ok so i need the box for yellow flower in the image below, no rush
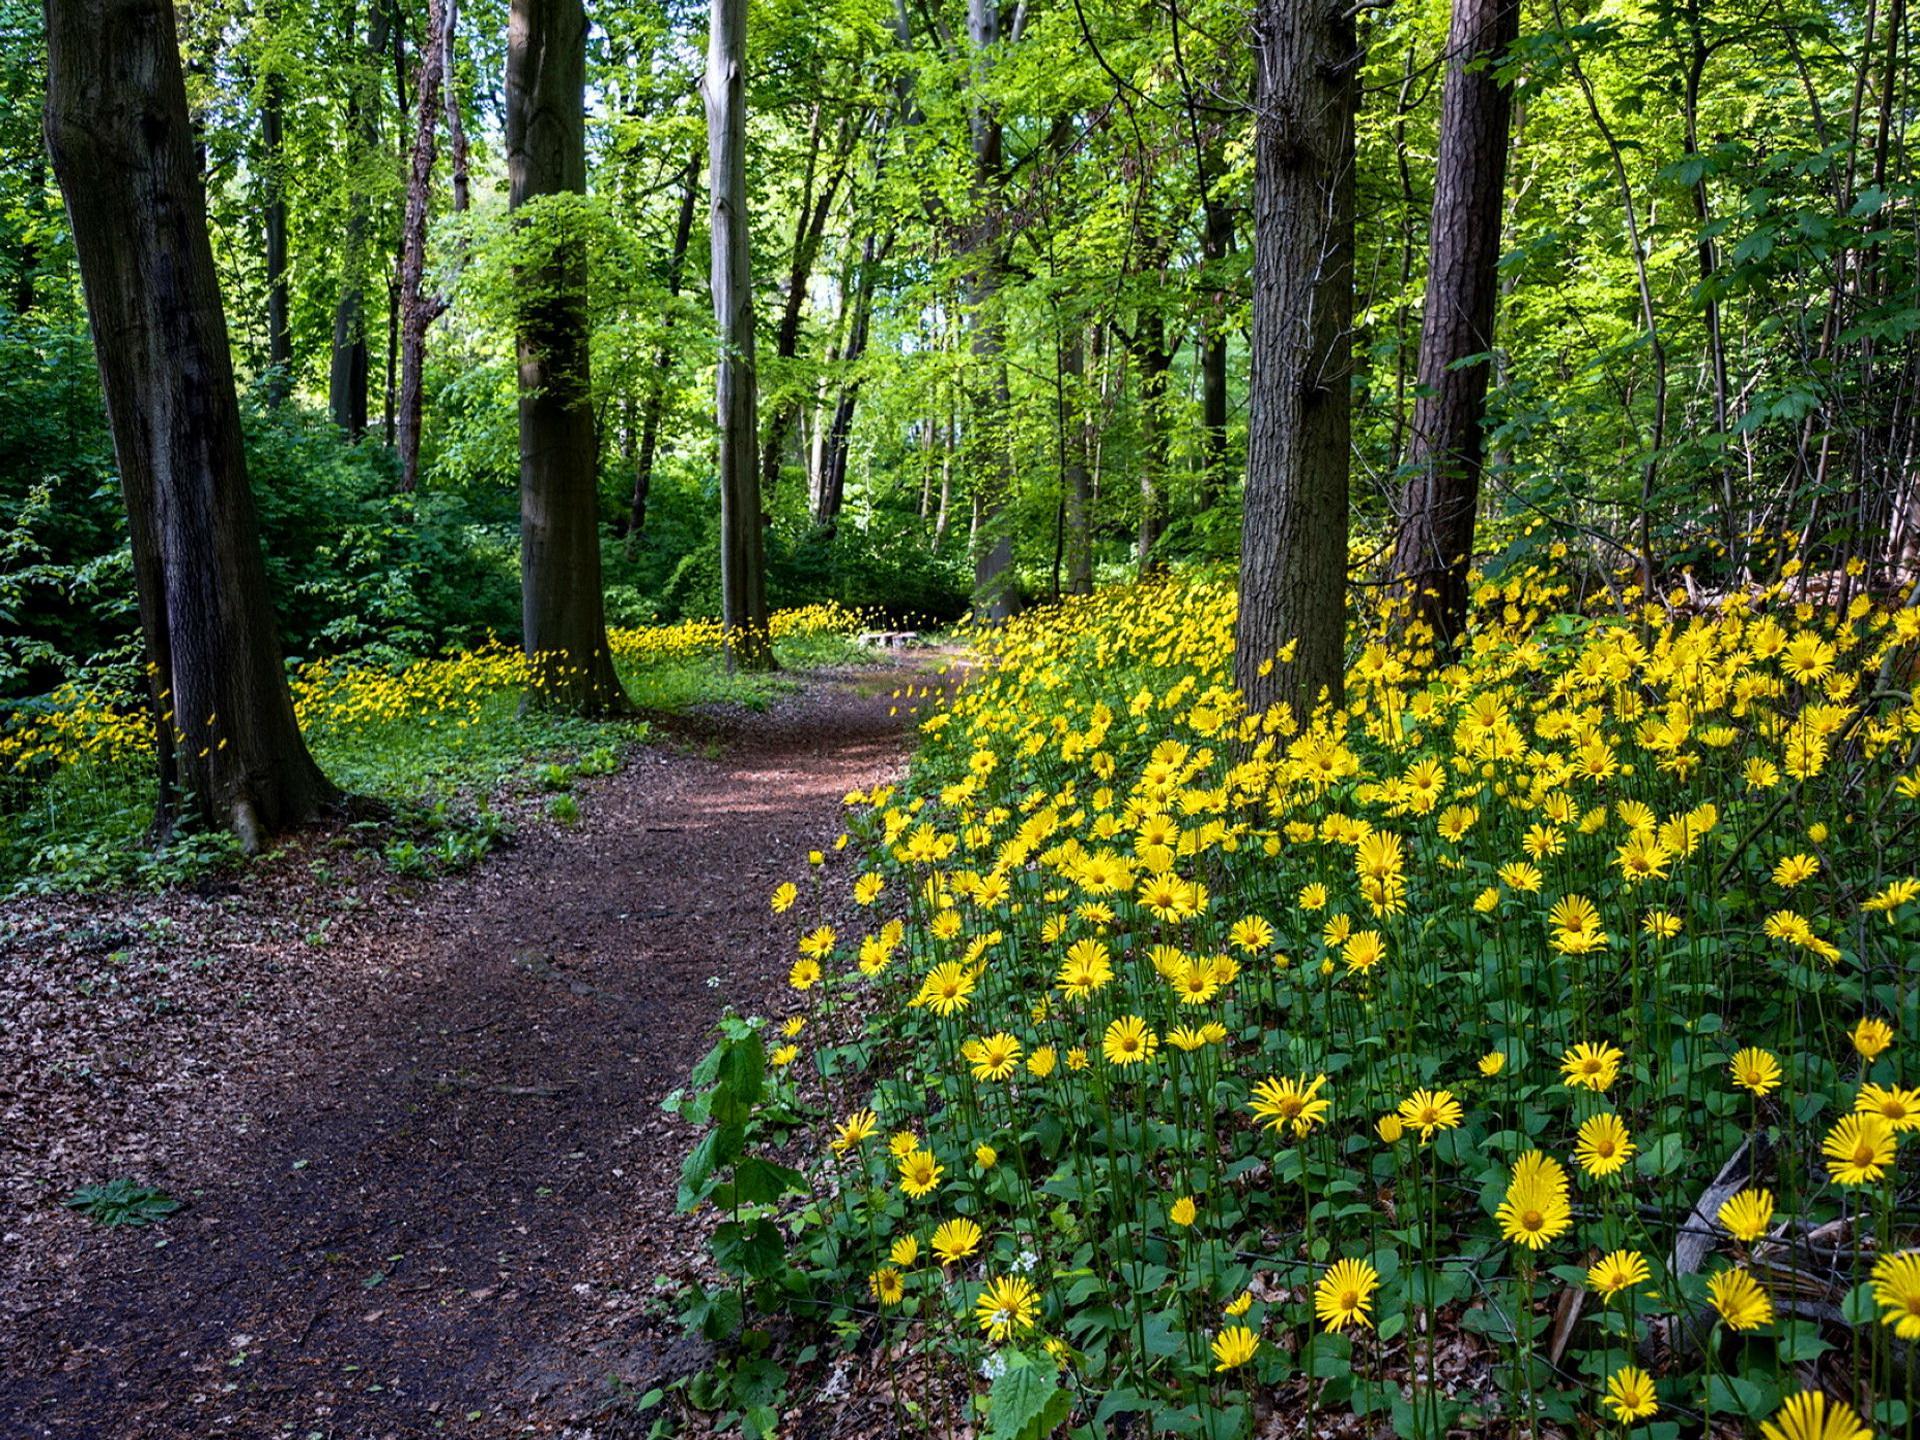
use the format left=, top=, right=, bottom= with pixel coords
left=830, top=1108, right=877, bottom=1153
left=1730, top=1046, right=1782, bottom=1096
left=1602, top=1364, right=1658, bottom=1422
left=868, top=1267, right=905, bottom=1305
left=1865, top=876, right=1920, bottom=919
left=1706, top=1266, right=1773, bottom=1330
left=1342, top=929, right=1387, bottom=974
left=913, top=961, right=977, bottom=1016
left=1102, top=1015, right=1156, bottom=1066
left=771, top=1043, right=799, bottom=1067
left=1547, top=894, right=1608, bottom=953
left=975, top=1274, right=1039, bottom=1341
left=1871, top=1250, right=1920, bottom=1339
left=1313, top=1257, right=1379, bottom=1332
left=1169, top=1195, right=1198, bottom=1227
left=974, top=1143, right=998, bottom=1170
left=1026, top=1045, right=1057, bottom=1078
left=1758, top=1391, right=1872, bottom=1440
left=1772, top=853, right=1819, bottom=887
left=887, top=1129, right=920, bottom=1158
left=1718, top=1187, right=1775, bottom=1242
left=770, top=881, right=798, bottom=913
left=781, top=1016, right=805, bottom=1038
left=788, top=957, right=822, bottom=991
left=968, top=1032, right=1023, bottom=1082
left=798, top=924, right=836, bottom=958
left=1642, top=908, right=1682, bottom=938
left=1210, top=1324, right=1259, bottom=1370
left=1823, top=1112, right=1897, bottom=1185
left=1249, top=1073, right=1331, bottom=1137
left=1853, top=1016, right=1894, bottom=1060
left=1376, top=1113, right=1405, bottom=1143
left=853, top=872, right=884, bottom=905
left=1573, top=1112, right=1635, bottom=1177
left=897, top=1147, right=943, bottom=1198
left=1223, top=1290, right=1253, bottom=1317
left=888, top=1234, right=919, bottom=1267
left=1496, top=1151, right=1571, bottom=1250
left=1856, top=1082, right=1920, bottom=1131
left=1229, top=915, right=1274, bottom=953
left=1560, top=1041, right=1624, bottom=1092
left=1297, top=882, right=1328, bottom=911
left=1478, top=1050, right=1506, bottom=1077
left=1396, top=1088, right=1462, bottom=1142
left=1055, top=938, right=1114, bottom=1000
left=930, top=1216, right=982, bottom=1265
left=1586, top=1249, right=1650, bottom=1300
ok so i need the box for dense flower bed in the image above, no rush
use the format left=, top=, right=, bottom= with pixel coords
left=0, top=601, right=867, bottom=774
left=751, top=556, right=1920, bottom=1438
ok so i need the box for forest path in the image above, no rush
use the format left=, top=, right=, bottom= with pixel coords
left=0, top=657, right=939, bottom=1439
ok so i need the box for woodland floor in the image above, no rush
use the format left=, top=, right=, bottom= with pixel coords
left=0, top=656, right=939, bottom=1440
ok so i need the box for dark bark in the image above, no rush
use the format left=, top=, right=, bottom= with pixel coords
left=1126, top=305, right=1175, bottom=569
left=626, top=149, right=701, bottom=547
left=1233, top=0, right=1357, bottom=717
left=1387, top=0, right=1518, bottom=651
left=758, top=110, right=859, bottom=501
left=44, top=0, right=337, bottom=847
left=965, top=0, right=1018, bottom=618
left=508, top=0, right=629, bottom=714
left=443, top=0, right=469, bottom=214
left=1062, top=320, right=1093, bottom=595
left=813, top=231, right=886, bottom=534
left=329, top=0, right=390, bottom=437
left=395, top=0, right=450, bottom=491
left=262, top=67, right=291, bottom=403
left=704, top=0, right=775, bottom=669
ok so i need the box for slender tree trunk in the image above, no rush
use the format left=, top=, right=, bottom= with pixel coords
left=330, top=0, right=391, bottom=437
left=704, top=0, right=775, bottom=669
left=1387, top=0, right=1518, bottom=651
left=1234, top=0, right=1357, bottom=717
left=13, top=155, right=44, bottom=313
left=759, top=111, right=858, bottom=502
left=395, top=0, right=449, bottom=491
left=262, top=66, right=291, bottom=403
left=1128, top=306, right=1175, bottom=569
left=1062, top=320, right=1093, bottom=595
left=443, top=0, right=469, bottom=213
left=814, top=231, right=884, bottom=534
left=627, top=149, right=701, bottom=547
left=508, top=0, right=628, bottom=714
left=45, top=0, right=338, bottom=847
left=964, top=0, right=1018, bottom=617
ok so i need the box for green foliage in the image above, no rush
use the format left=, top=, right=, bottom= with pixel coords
left=63, top=1179, right=182, bottom=1228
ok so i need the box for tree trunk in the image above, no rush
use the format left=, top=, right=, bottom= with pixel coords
left=395, top=0, right=449, bottom=491
left=813, top=231, right=884, bottom=535
left=508, top=0, right=629, bottom=714
left=1128, top=307, right=1174, bottom=570
left=1234, top=0, right=1357, bottom=718
left=262, top=66, right=291, bottom=403
left=704, top=0, right=776, bottom=670
left=45, top=0, right=337, bottom=848
left=758, top=110, right=858, bottom=503
left=1062, top=320, right=1093, bottom=595
left=443, top=0, right=469, bottom=213
left=964, top=0, right=1018, bottom=618
left=329, top=0, right=391, bottom=437
left=1387, top=0, right=1518, bottom=652
left=627, top=149, right=701, bottom=547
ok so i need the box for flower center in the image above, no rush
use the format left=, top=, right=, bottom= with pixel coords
left=1522, top=1209, right=1544, bottom=1230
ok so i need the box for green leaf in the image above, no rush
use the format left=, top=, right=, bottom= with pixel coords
left=988, top=1353, right=1072, bottom=1440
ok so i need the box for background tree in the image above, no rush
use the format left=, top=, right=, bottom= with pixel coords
left=1387, top=0, right=1520, bottom=650
left=704, top=0, right=774, bottom=668
left=43, top=0, right=337, bottom=846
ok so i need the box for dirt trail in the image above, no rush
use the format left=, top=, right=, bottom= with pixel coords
left=0, top=661, right=933, bottom=1439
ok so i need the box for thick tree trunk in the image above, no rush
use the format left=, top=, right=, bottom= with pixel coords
left=395, top=0, right=450, bottom=491
left=704, top=0, right=776, bottom=669
left=508, top=0, right=629, bottom=714
left=1387, top=0, right=1517, bottom=652
left=262, top=68, right=291, bottom=403
left=627, top=149, right=701, bottom=547
left=45, top=0, right=337, bottom=847
left=329, top=0, right=391, bottom=437
left=1234, top=0, right=1357, bottom=718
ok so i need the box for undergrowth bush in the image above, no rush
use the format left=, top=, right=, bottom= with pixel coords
left=700, top=546, right=1920, bottom=1439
